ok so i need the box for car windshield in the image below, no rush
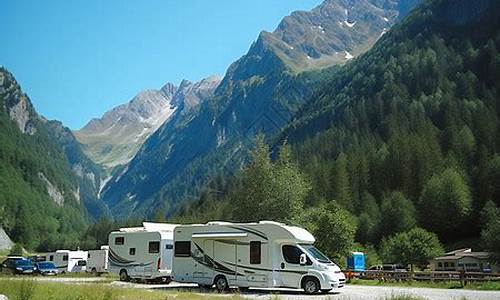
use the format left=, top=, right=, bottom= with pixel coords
left=38, top=262, right=55, bottom=268
left=300, top=244, right=332, bottom=264
left=17, top=260, right=33, bottom=266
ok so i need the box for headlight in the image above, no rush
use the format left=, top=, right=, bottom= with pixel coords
left=16, top=267, right=23, bottom=271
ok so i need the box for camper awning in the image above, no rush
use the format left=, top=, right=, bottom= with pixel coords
left=192, top=232, right=247, bottom=239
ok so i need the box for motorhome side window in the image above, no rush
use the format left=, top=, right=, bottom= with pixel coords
left=49, top=255, right=53, bottom=261
left=282, top=245, right=305, bottom=264
left=129, top=248, right=136, bottom=255
left=115, top=236, right=124, bottom=245
left=149, top=241, right=160, bottom=254
left=250, top=241, right=261, bottom=264
left=63, top=255, right=68, bottom=261
left=174, top=241, right=191, bottom=257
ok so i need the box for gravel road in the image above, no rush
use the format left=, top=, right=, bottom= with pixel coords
left=112, top=281, right=500, bottom=300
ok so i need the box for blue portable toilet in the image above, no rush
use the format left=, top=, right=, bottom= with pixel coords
left=347, top=251, right=365, bottom=271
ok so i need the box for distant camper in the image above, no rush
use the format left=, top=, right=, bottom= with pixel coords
left=171, top=221, right=346, bottom=294
left=87, top=245, right=109, bottom=275
left=47, top=250, right=88, bottom=273
left=108, top=222, right=176, bottom=282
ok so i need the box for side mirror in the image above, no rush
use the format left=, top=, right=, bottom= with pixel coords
left=300, top=254, right=307, bottom=266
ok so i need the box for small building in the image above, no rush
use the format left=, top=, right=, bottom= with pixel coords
left=431, top=248, right=499, bottom=273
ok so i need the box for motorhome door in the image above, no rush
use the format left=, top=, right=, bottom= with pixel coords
left=280, top=244, right=308, bottom=288
left=214, top=241, right=236, bottom=281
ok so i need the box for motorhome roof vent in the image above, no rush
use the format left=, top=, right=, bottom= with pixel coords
left=206, top=221, right=233, bottom=225
left=259, top=221, right=284, bottom=225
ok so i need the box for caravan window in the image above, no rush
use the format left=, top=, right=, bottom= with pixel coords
left=63, top=255, right=68, bottom=261
left=250, top=241, right=261, bottom=264
left=149, top=241, right=160, bottom=254
left=115, top=237, right=124, bottom=245
left=166, top=244, right=173, bottom=250
left=282, top=245, right=304, bottom=264
left=174, top=241, right=191, bottom=257
left=129, top=248, right=136, bottom=255
left=49, top=255, right=54, bottom=261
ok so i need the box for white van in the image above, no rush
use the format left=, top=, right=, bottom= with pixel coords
left=47, top=250, right=88, bottom=273
left=108, top=222, right=175, bottom=282
left=87, top=245, right=109, bottom=275
left=171, top=221, right=346, bottom=294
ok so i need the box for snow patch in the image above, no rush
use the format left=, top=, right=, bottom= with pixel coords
left=380, top=28, right=388, bottom=37
left=345, top=51, right=354, bottom=60
left=383, top=17, right=389, bottom=22
left=98, top=175, right=112, bottom=198
left=344, top=20, right=356, bottom=28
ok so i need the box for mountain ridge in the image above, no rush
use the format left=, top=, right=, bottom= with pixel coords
left=100, top=0, right=422, bottom=219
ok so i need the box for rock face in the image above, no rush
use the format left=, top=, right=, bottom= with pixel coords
left=0, top=227, right=13, bottom=250
left=75, top=76, right=220, bottom=170
left=0, top=70, right=37, bottom=135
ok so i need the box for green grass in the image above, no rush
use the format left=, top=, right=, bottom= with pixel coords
left=349, top=278, right=500, bottom=291
left=0, top=279, right=244, bottom=300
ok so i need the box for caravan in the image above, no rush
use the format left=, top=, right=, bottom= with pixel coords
left=46, top=250, right=88, bottom=273
left=108, top=222, right=175, bottom=282
left=171, top=221, right=346, bottom=294
left=87, top=245, right=109, bottom=275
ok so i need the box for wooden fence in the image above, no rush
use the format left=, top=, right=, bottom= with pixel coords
left=347, top=270, right=500, bottom=284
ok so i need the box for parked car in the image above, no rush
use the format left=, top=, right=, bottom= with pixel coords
left=34, top=261, right=58, bottom=276
left=0, top=257, right=36, bottom=274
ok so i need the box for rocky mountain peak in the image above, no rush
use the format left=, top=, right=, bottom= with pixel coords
left=251, top=0, right=420, bottom=70
left=75, top=75, right=220, bottom=169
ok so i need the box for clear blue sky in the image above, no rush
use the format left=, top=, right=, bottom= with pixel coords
left=0, top=0, right=321, bottom=129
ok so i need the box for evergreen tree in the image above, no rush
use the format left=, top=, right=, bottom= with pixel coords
left=380, top=192, right=417, bottom=237
left=419, top=168, right=472, bottom=238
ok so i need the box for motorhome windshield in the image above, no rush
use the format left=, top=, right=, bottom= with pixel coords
left=301, top=244, right=331, bottom=263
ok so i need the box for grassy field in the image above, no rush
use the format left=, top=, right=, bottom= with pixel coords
left=349, top=278, right=500, bottom=291
left=0, top=279, right=244, bottom=300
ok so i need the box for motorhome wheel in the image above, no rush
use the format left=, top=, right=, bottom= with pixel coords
left=215, top=275, right=228, bottom=292
left=303, top=277, right=320, bottom=294
left=91, top=268, right=98, bottom=276
left=119, top=269, right=129, bottom=282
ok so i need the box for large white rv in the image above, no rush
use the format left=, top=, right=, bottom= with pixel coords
left=108, top=222, right=175, bottom=282
left=171, top=221, right=346, bottom=294
left=87, top=245, right=109, bottom=275
left=47, top=250, right=88, bottom=273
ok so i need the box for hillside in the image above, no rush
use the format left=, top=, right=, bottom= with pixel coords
left=101, top=0, right=421, bottom=219
left=175, top=0, right=500, bottom=250
left=0, top=68, right=98, bottom=250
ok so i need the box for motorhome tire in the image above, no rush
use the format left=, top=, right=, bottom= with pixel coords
left=91, top=268, right=98, bottom=276
left=214, top=275, right=229, bottom=292
left=302, top=277, right=320, bottom=294
left=119, top=269, right=129, bottom=282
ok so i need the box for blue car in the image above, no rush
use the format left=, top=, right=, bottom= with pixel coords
left=34, top=261, right=58, bottom=276
left=0, top=257, right=36, bottom=275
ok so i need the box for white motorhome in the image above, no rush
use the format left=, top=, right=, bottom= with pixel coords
left=171, top=221, right=346, bottom=294
left=108, top=222, right=175, bottom=282
left=47, top=250, right=88, bottom=273
left=87, top=245, right=109, bottom=275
